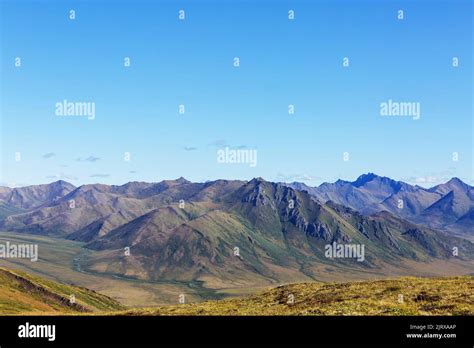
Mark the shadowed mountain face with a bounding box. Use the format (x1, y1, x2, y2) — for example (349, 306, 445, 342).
(287, 174, 474, 237)
(0, 177, 473, 287)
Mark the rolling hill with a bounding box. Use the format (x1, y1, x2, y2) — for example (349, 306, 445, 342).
(122, 276, 474, 316)
(1, 266, 472, 316)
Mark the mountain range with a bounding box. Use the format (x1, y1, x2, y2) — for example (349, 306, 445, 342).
(287, 173, 474, 238)
(0, 174, 473, 289)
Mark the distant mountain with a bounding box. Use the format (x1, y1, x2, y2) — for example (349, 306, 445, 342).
(421, 178, 474, 230)
(287, 173, 474, 237)
(1, 177, 472, 287)
(0, 180, 75, 210)
(289, 173, 439, 216)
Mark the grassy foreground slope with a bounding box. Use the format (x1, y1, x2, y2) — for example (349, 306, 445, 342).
(1, 266, 472, 315)
(0, 267, 125, 314)
(123, 276, 474, 316)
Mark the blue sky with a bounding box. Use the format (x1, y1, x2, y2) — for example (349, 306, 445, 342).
(1, 0, 472, 187)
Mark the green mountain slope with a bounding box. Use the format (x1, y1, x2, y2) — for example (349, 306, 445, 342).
(80, 179, 474, 289)
(0, 267, 125, 314)
(1, 178, 473, 295)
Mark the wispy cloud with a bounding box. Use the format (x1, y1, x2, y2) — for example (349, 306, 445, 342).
(207, 139, 228, 148)
(42, 152, 56, 159)
(404, 176, 440, 185)
(402, 168, 459, 187)
(0, 182, 27, 188)
(207, 140, 252, 150)
(90, 173, 110, 178)
(46, 173, 78, 181)
(276, 173, 323, 183)
(77, 156, 101, 162)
